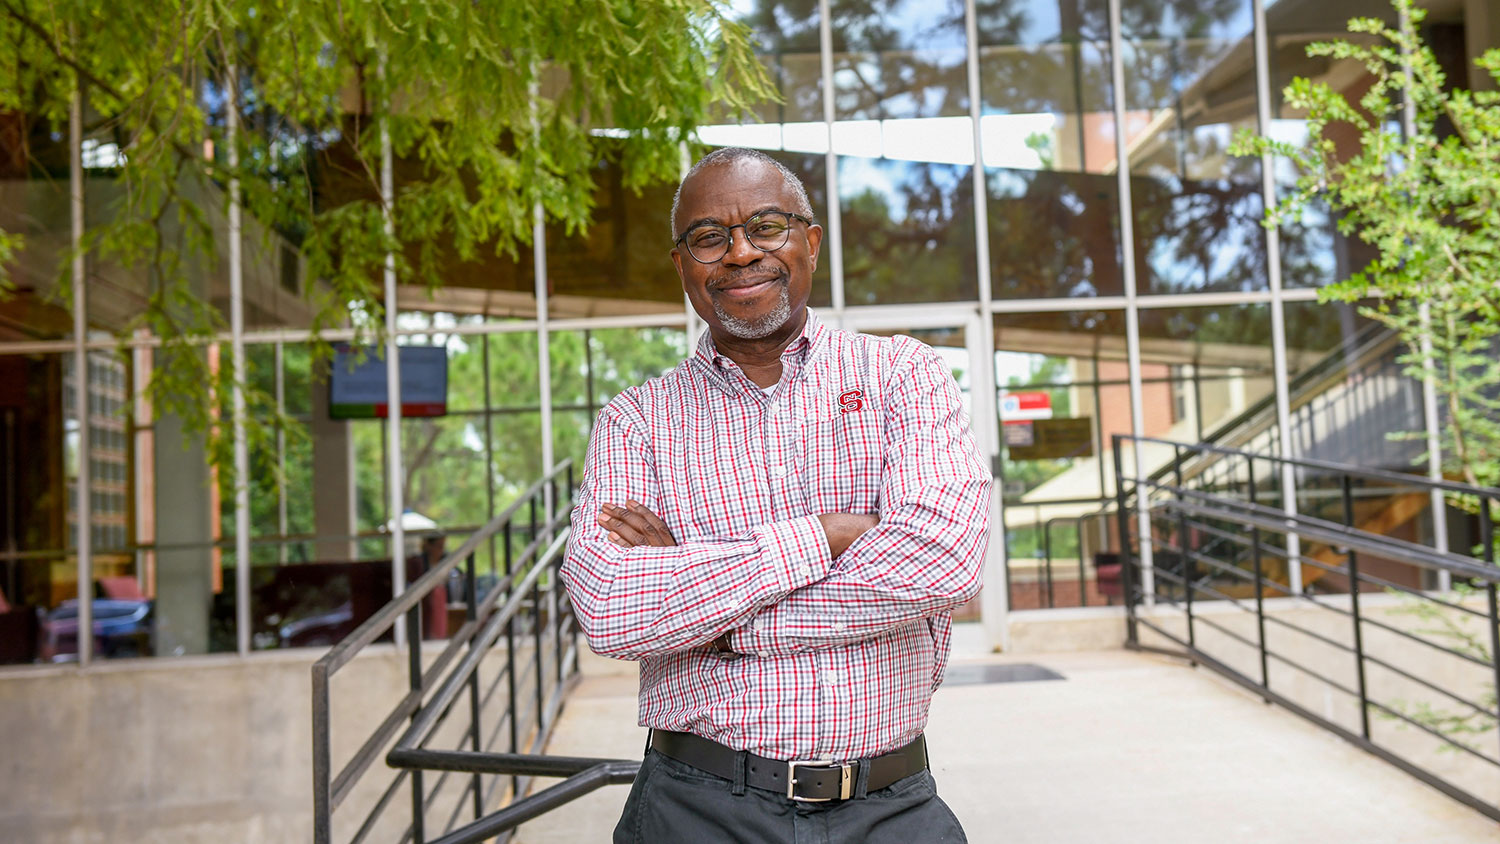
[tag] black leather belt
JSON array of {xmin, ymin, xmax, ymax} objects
[{"xmin": 649, "ymin": 730, "xmax": 927, "ymax": 802}]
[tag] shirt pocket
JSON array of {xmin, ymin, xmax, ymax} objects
[{"xmin": 803, "ymin": 401, "xmax": 884, "ymax": 514}]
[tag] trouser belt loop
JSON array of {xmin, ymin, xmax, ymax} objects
[
  {"xmin": 731, "ymin": 750, "xmax": 748, "ymax": 797},
  {"xmin": 852, "ymin": 759, "xmax": 872, "ymax": 800}
]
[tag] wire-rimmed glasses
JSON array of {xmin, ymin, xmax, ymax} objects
[{"xmin": 674, "ymin": 211, "xmax": 813, "ymax": 264}]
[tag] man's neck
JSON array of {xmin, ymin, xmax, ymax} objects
[{"xmin": 710, "ymin": 309, "xmax": 808, "ymax": 388}]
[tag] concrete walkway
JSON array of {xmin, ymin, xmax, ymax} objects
[{"xmin": 517, "ymin": 647, "xmax": 1500, "ymax": 843}]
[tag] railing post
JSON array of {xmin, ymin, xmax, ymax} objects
[
  {"xmin": 407, "ymin": 600, "xmax": 426, "ymax": 843},
  {"xmin": 1479, "ymin": 495, "xmax": 1500, "ymax": 767},
  {"xmin": 553, "ymin": 564, "xmax": 565, "ymax": 685},
  {"xmin": 1244, "ymin": 454, "xmax": 1270, "ymax": 698},
  {"xmin": 1174, "ymin": 444, "xmax": 1195, "ymax": 651},
  {"xmin": 1075, "ymin": 517, "xmax": 1087, "ymax": 608},
  {"xmin": 312, "ymin": 664, "xmax": 331, "ymax": 844},
  {"xmin": 1112, "ymin": 436, "xmax": 1138, "ymax": 646},
  {"xmin": 1342, "ymin": 474, "xmax": 1370, "ymax": 740},
  {"xmin": 465, "ymin": 550, "xmax": 483, "ymax": 820},
  {"xmin": 530, "ymin": 496, "xmax": 538, "ymax": 552},
  {"xmin": 534, "ymin": 574, "xmax": 545, "ymax": 735},
  {"xmin": 549, "ymin": 476, "xmax": 559, "ymax": 535},
  {"xmin": 567, "ymin": 462, "xmax": 581, "ymax": 665},
  {"xmin": 504, "ymin": 519, "xmax": 519, "ymax": 802},
  {"xmin": 1042, "ymin": 520, "xmax": 1055, "ymax": 609}
]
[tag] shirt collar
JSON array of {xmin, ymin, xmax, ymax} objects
[{"xmin": 691, "ymin": 309, "xmax": 826, "ymax": 395}]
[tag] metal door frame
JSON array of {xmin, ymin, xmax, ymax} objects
[{"xmin": 838, "ymin": 306, "xmax": 1008, "ymax": 651}]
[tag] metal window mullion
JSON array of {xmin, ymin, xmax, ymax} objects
[
  {"xmin": 227, "ymin": 60, "xmax": 252, "ymax": 656},
  {"xmin": 1253, "ymin": 0, "xmax": 1303, "ymax": 595},
  {"xmin": 378, "ymin": 58, "xmax": 407, "ymax": 647},
  {"xmin": 679, "ymin": 141, "xmax": 706, "ymax": 345},
  {"xmin": 531, "ymin": 71, "xmax": 555, "ymax": 514},
  {"xmin": 818, "ymin": 0, "xmax": 846, "ymax": 322},
  {"xmin": 964, "ymin": 0, "xmax": 1009, "ymax": 650},
  {"xmin": 275, "ymin": 342, "xmax": 287, "ymax": 564},
  {"xmin": 1107, "ymin": 0, "xmax": 1154, "ymax": 604},
  {"xmin": 1398, "ymin": 1, "xmax": 1451, "ymax": 588},
  {"xmin": 535, "ymin": 203, "xmax": 554, "ymax": 512},
  {"xmin": 70, "ymin": 45, "xmax": 92, "ymax": 666}
]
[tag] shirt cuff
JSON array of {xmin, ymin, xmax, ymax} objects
[{"xmin": 753, "ymin": 514, "xmax": 831, "ymax": 593}]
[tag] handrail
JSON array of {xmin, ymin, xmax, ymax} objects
[
  {"xmin": 317, "ymin": 468, "xmax": 569, "ymax": 675},
  {"xmin": 1111, "ymin": 434, "xmax": 1500, "ymax": 823},
  {"xmin": 1129, "ymin": 433, "xmax": 1500, "ymax": 499},
  {"xmin": 312, "ymin": 459, "xmax": 591, "ymax": 844},
  {"xmin": 393, "ymin": 532, "xmax": 569, "ymax": 753}
]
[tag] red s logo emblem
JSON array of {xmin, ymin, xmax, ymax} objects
[{"xmin": 838, "ymin": 389, "xmax": 864, "ymax": 413}]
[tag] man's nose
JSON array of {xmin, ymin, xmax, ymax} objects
[{"xmin": 721, "ymin": 226, "xmax": 762, "ymax": 266}]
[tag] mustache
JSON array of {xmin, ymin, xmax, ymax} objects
[{"xmin": 709, "ymin": 267, "xmax": 788, "ymax": 291}]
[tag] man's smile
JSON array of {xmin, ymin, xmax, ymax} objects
[{"xmin": 711, "ymin": 270, "xmax": 787, "ymax": 301}]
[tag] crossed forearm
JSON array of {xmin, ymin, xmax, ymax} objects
[
  {"xmin": 598, "ymin": 501, "xmax": 876, "ymax": 558},
  {"xmin": 596, "ymin": 502, "xmax": 877, "ymax": 654}
]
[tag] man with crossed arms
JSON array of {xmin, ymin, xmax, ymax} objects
[{"xmin": 560, "ymin": 147, "xmax": 990, "ymax": 843}]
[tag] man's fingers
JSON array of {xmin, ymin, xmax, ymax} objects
[
  {"xmin": 599, "ymin": 506, "xmax": 649, "ymax": 547},
  {"xmin": 598, "ymin": 501, "xmax": 678, "ymax": 548},
  {"xmin": 627, "ymin": 501, "xmax": 678, "ymax": 546}
]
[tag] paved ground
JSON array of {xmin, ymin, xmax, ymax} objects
[{"xmin": 516, "ymin": 644, "xmax": 1500, "ymax": 843}]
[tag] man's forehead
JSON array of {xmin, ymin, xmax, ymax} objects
[{"xmin": 678, "ymin": 159, "xmax": 791, "ymax": 216}]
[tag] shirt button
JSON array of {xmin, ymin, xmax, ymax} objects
[
  {"xmin": 770, "ymin": 464, "xmax": 787, "ymax": 478},
  {"xmin": 831, "ymin": 622, "xmax": 846, "ymax": 632}
]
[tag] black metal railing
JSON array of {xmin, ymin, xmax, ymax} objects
[
  {"xmin": 1112, "ymin": 434, "xmax": 1500, "ymax": 822},
  {"xmin": 311, "ymin": 459, "xmax": 638, "ymax": 844}
]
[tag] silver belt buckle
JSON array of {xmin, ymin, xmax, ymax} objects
[{"xmin": 786, "ymin": 759, "xmax": 854, "ymax": 802}]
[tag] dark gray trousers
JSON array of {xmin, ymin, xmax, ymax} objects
[{"xmin": 612, "ymin": 749, "xmax": 968, "ymax": 844}]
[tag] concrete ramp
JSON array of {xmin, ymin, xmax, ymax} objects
[{"xmin": 519, "ymin": 648, "xmax": 1499, "ymax": 843}]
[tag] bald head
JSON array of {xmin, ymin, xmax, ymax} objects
[{"xmin": 670, "ymin": 148, "xmax": 815, "ymax": 240}]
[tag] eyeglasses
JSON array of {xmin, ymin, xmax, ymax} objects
[{"xmin": 674, "ymin": 211, "xmax": 813, "ymax": 264}]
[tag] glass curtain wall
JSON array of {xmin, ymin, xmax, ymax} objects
[{"xmin": 2, "ymin": 0, "xmax": 1479, "ymax": 666}]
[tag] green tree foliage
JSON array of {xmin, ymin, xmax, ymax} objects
[
  {"xmin": 0, "ymin": 0, "xmax": 773, "ymax": 486},
  {"xmin": 1230, "ymin": 0, "xmax": 1500, "ymax": 520}
]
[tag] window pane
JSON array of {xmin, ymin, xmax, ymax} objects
[
  {"xmin": 839, "ymin": 157, "xmax": 977, "ymax": 304},
  {"xmin": 831, "ymin": 0, "xmax": 968, "ymax": 121},
  {"xmin": 547, "ymin": 158, "xmax": 683, "ymax": 316},
  {"xmin": 1267, "ymin": 1, "xmax": 1393, "ymax": 290},
  {"xmin": 993, "ymin": 309, "xmax": 1126, "ymax": 609},
  {"xmin": 486, "ymin": 330, "xmax": 542, "ymax": 409},
  {"xmin": 980, "ymin": 1, "xmax": 1122, "ymax": 300},
  {"xmin": 1122, "ymin": 0, "xmax": 1266, "ymax": 294}
]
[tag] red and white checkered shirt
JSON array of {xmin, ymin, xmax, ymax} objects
[{"xmin": 561, "ymin": 309, "xmax": 991, "ymax": 761}]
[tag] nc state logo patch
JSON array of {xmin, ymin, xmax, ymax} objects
[{"xmin": 838, "ymin": 389, "xmax": 864, "ymax": 413}]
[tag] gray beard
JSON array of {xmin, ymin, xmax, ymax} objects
[{"xmin": 712, "ymin": 282, "xmax": 792, "ymax": 339}]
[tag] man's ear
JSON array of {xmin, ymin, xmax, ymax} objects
[
  {"xmin": 672, "ymin": 247, "xmax": 687, "ymax": 288},
  {"xmin": 806, "ymin": 224, "xmax": 824, "ymax": 273}
]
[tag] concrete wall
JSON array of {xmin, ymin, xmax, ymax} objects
[{"xmin": 0, "ymin": 647, "xmax": 412, "ymax": 843}]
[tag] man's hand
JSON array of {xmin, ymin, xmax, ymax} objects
[
  {"xmin": 598, "ymin": 500, "xmax": 678, "ymax": 548},
  {"xmin": 817, "ymin": 513, "xmax": 878, "ymax": 558}
]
